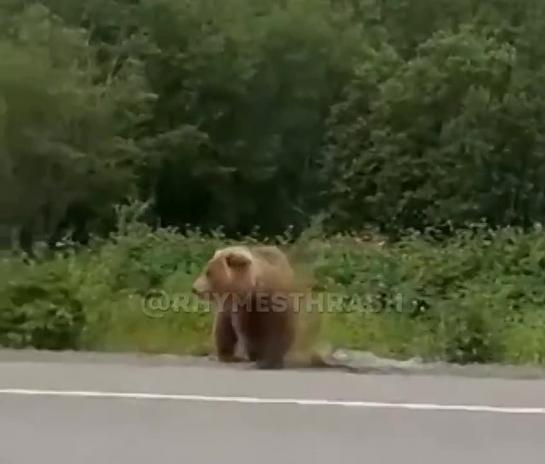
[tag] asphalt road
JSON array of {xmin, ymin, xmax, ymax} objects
[{"xmin": 1, "ymin": 351, "xmax": 545, "ymax": 464}]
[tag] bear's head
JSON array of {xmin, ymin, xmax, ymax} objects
[{"xmin": 192, "ymin": 246, "xmax": 258, "ymax": 300}]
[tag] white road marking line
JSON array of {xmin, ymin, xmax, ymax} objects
[{"xmin": 0, "ymin": 388, "xmax": 544, "ymax": 415}]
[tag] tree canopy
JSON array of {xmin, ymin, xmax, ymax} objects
[{"xmin": 3, "ymin": 0, "xmax": 545, "ymax": 246}]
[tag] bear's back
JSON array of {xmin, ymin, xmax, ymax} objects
[{"xmin": 249, "ymin": 246, "xmax": 295, "ymax": 291}]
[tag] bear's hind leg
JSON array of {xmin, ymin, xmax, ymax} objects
[
  {"xmin": 256, "ymin": 353, "xmax": 285, "ymax": 370},
  {"xmin": 254, "ymin": 338, "xmax": 287, "ymax": 370},
  {"xmin": 254, "ymin": 321, "xmax": 294, "ymax": 370}
]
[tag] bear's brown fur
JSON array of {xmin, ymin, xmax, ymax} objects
[{"xmin": 192, "ymin": 245, "xmax": 300, "ymax": 369}]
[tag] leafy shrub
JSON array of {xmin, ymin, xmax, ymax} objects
[
  {"xmin": 0, "ymin": 256, "xmax": 84, "ymax": 349},
  {"xmin": 2, "ymin": 215, "xmax": 545, "ymax": 365}
]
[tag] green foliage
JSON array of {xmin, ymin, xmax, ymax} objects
[
  {"xmin": 304, "ymin": 226, "xmax": 545, "ymax": 363},
  {"xmin": 136, "ymin": 0, "xmax": 362, "ymax": 235},
  {"xmin": 2, "ymin": 211, "xmax": 545, "ymax": 364},
  {"xmin": 4, "ymin": 0, "xmax": 545, "ymax": 240},
  {"xmin": 0, "ymin": 255, "xmax": 85, "ymax": 349},
  {"xmin": 324, "ymin": 20, "xmax": 545, "ymax": 232},
  {"xmin": 0, "ymin": 2, "xmax": 154, "ymax": 245}
]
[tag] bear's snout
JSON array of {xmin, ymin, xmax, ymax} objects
[{"xmin": 192, "ymin": 275, "xmax": 210, "ymax": 297}]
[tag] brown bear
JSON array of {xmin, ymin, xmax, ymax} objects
[{"xmin": 192, "ymin": 245, "xmax": 300, "ymax": 369}]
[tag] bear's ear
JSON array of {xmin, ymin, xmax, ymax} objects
[{"xmin": 226, "ymin": 252, "xmax": 251, "ymax": 268}]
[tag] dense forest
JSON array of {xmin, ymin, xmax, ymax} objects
[{"xmin": 3, "ymin": 0, "xmax": 545, "ymax": 248}]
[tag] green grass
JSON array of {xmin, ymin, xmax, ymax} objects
[{"xmin": 2, "ymin": 219, "xmax": 545, "ymax": 365}]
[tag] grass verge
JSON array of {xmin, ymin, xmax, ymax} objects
[{"xmin": 2, "ymin": 217, "xmax": 545, "ymax": 365}]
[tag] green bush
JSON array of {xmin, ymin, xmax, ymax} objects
[
  {"xmin": 0, "ymin": 255, "xmax": 84, "ymax": 349},
  {"xmin": 2, "ymin": 215, "xmax": 545, "ymax": 365}
]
